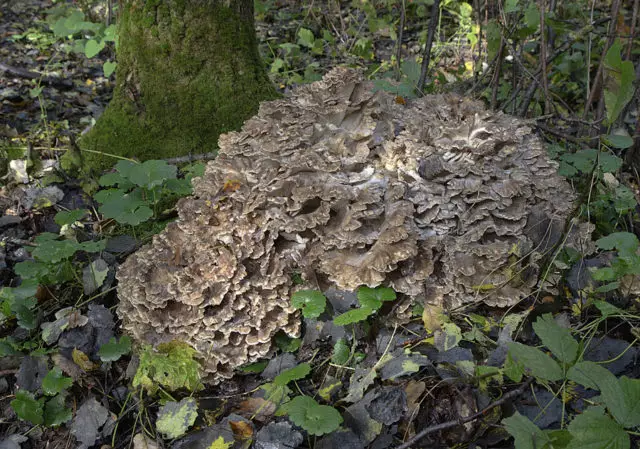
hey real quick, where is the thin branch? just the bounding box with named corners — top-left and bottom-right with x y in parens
top-left (540, 0), bottom-right (551, 114)
top-left (490, 36), bottom-right (506, 110)
top-left (394, 378), bottom-right (535, 449)
top-left (395, 0), bottom-right (406, 81)
top-left (163, 152), bottom-right (218, 165)
top-left (0, 62), bottom-right (73, 89)
top-left (417, 0), bottom-right (441, 92)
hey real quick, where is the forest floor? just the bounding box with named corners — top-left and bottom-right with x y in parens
top-left (0, 1), bottom-right (639, 449)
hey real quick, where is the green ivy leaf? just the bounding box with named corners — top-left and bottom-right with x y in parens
top-left (567, 407), bottom-right (629, 449)
top-left (98, 336), bottom-right (132, 362)
top-left (333, 307), bottom-right (374, 326)
top-left (532, 314), bottom-right (578, 364)
top-left (331, 339), bottom-right (350, 365)
top-left (282, 396), bottom-right (343, 436)
top-left (356, 286), bottom-right (396, 310)
top-left (274, 363), bottom-right (311, 386)
top-left (103, 61), bottom-right (117, 77)
top-left (44, 394), bottom-right (72, 427)
top-left (84, 39), bottom-right (104, 58)
top-left (507, 342), bottom-right (563, 381)
top-left (54, 209), bottom-right (88, 226)
top-left (156, 398), bottom-right (198, 439)
top-left (503, 412), bottom-right (551, 449)
top-left (42, 368), bottom-right (73, 396)
top-left (11, 390), bottom-right (44, 425)
top-left (291, 290), bottom-right (326, 319)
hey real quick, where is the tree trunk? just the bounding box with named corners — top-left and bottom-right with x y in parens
top-left (80, 0), bottom-right (277, 169)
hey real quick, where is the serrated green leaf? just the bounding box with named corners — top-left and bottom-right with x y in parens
top-left (44, 394), bottom-right (72, 427)
top-left (156, 398), bottom-right (198, 439)
top-left (133, 341), bottom-right (202, 393)
top-left (503, 412), bottom-right (550, 449)
top-left (282, 396), bottom-right (342, 436)
top-left (98, 335), bottom-right (132, 362)
top-left (11, 390), bottom-right (44, 425)
top-left (127, 160), bottom-right (177, 190)
top-left (297, 28), bottom-right (315, 48)
top-left (593, 300), bottom-right (623, 317)
top-left (291, 290), bottom-right (326, 319)
top-left (275, 363), bottom-right (311, 386)
top-left (507, 342), bottom-right (563, 381)
top-left (32, 239), bottom-right (80, 263)
top-left (356, 286), bottom-right (396, 310)
top-left (617, 376), bottom-right (640, 428)
top-left (331, 339), bottom-right (350, 365)
top-left (42, 368), bottom-right (73, 396)
top-left (333, 307), bottom-right (374, 326)
top-left (567, 407), bottom-right (629, 449)
top-left (532, 314), bottom-right (578, 364)
top-left (54, 209), bottom-right (88, 226)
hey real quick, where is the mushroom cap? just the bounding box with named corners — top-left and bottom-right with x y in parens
top-left (116, 68), bottom-right (576, 382)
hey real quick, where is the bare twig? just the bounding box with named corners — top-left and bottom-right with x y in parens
top-left (490, 37), bottom-right (506, 110)
top-left (163, 152), bottom-right (218, 165)
top-left (395, 0), bottom-right (406, 81)
top-left (540, 0), bottom-right (551, 114)
top-left (583, 0), bottom-right (621, 120)
top-left (417, 0), bottom-right (441, 92)
top-left (627, 0), bottom-right (639, 60)
top-left (393, 378), bottom-right (535, 449)
top-left (0, 62), bottom-right (73, 89)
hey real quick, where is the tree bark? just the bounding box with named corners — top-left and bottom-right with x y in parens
top-left (81, 0), bottom-right (277, 169)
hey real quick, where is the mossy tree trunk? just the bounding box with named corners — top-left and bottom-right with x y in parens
top-left (81, 0), bottom-right (277, 169)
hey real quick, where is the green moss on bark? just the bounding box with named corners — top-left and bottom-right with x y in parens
top-left (81, 0), bottom-right (278, 170)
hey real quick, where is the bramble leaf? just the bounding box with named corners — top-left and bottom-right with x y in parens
top-left (567, 407), bottom-right (629, 449)
top-left (503, 412), bottom-right (550, 449)
top-left (532, 314), bottom-right (578, 364)
top-left (507, 342), bottom-right (563, 381)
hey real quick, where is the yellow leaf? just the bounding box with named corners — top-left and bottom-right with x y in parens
top-left (422, 303), bottom-right (444, 333)
top-left (208, 436), bottom-right (233, 449)
top-left (72, 348), bottom-right (97, 371)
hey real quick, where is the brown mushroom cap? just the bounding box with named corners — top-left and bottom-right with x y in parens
top-left (116, 68), bottom-right (576, 382)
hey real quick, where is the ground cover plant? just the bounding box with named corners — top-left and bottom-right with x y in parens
top-left (0, 0), bottom-right (639, 448)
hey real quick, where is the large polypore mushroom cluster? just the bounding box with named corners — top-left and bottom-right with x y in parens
top-left (116, 68), bottom-right (576, 381)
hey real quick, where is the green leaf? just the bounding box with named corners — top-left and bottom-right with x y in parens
top-left (333, 307), bottom-right (374, 326)
top-left (291, 290), bottom-right (326, 319)
top-left (11, 390), bottom-right (44, 425)
top-left (133, 341), bottom-right (202, 393)
top-left (593, 300), bottom-right (623, 317)
top-left (98, 335), bottom-right (132, 362)
top-left (44, 394), bottom-right (72, 427)
top-left (42, 368), bottom-right (73, 396)
top-left (523, 3), bottom-right (540, 31)
top-left (156, 398), bottom-right (198, 439)
top-left (507, 342), bottom-right (563, 381)
top-left (603, 40), bottom-right (636, 125)
top-left (239, 360), bottom-right (268, 373)
top-left (503, 412), bottom-right (551, 449)
top-left (596, 232), bottom-right (639, 257)
top-left (127, 160), bottom-right (177, 190)
top-left (617, 376), bottom-right (640, 428)
top-left (440, 322), bottom-right (463, 351)
top-left (103, 61), bottom-right (117, 77)
top-left (331, 339), bottom-right (350, 365)
top-left (54, 209), bottom-right (88, 226)
top-left (604, 134), bottom-right (634, 149)
top-left (282, 396), bottom-right (343, 436)
top-left (356, 286), bottom-right (396, 310)
top-left (84, 39), bottom-right (104, 58)
top-left (275, 363), bottom-right (311, 386)
top-left (567, 407), bottom-right (629, 449)
top-left (532, 314), bottom-right (578, 364)
top-left (297, 28), bottom-right (315, 48)
top-left (275, 333), bottom-right (301, 353)
top-left (32, 239), bottom-right (80, 263)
